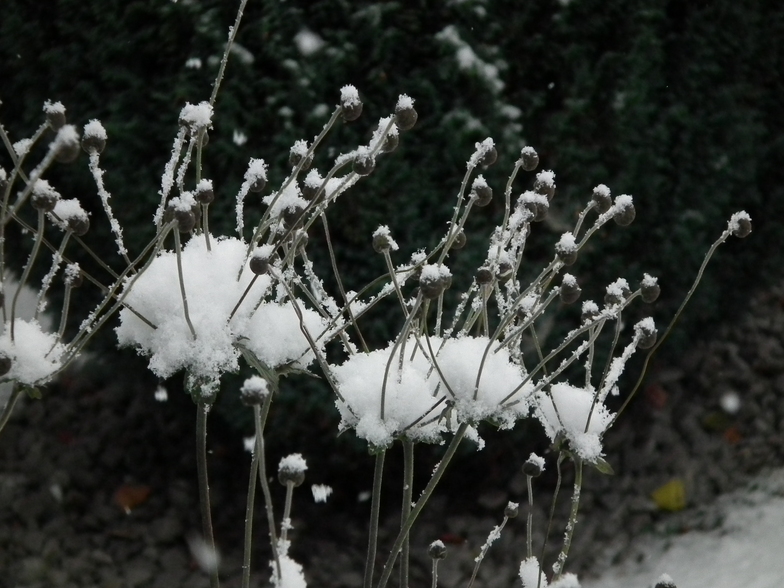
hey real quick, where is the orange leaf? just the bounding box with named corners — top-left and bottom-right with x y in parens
top-left (113, 484), bottom-right (151, 513)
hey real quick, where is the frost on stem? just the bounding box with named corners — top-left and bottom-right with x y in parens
top-left (236, 158), bottom-right (268, 236)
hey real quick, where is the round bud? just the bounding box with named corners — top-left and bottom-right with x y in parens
top-left (175, 209), bottom-right (196, 233)
top-left (428, 541), bottom-right (447, 561)
top-left (604, 281), bottom-right (631, 307)
top-left (640, 275), bottom-right (660, 304)
top-left (81, 134), bottom-right (106, 154)
top-left (250, 251), bottom-right (271, 275)
top-left (519, 147), bottom-right (539, 171)
top-left (635, 320), bottom-right (657, 350)
top-left (55, 138), bottom-right (80, 164)
top-left (419, 265), bottom-right (451, 300)
top-left (282, 204), bottom-right (305, 229)
top-left (289, 149), bottom-right (313, 171)
top-left (31, 184), bottom-right (59, 213)
top-left (342, 102), bottom-right (363, 122)
top-left (522, 457), bottom-right (543, 478)
top-left (533, 175), bottom-right (555, 201)
top-left (476, 266), bottom-right (493, 285)
top-left (66, 269), bottom-right (83, 288)
top-left (614, 205), bottom-right (635, 226)
top-left (353, 151), bottom-right (376, 176)
top-left (301, 181), bottom-right (321, 202)
top-left (452, 229), bottom-right (466, 249)
top-left (0, 351), bottom-right (11, 377)
top-left (731, 215), bottom-right (752, 238)
top-left (46, 109), bottom-right (66, 131)
top-left (249, 176), bottom-right (266, 193)
top-left (394, 105), bottom-right (418, 131)
top-left (67, 214), bottom-right (90, 237)
top-left (478, 145), bottom-right (498, 168)
top-left (278, 467), bottom-right (305, 487)
top-left (560, 275), bottom-right (581, 305)
top-left (504, 502), bottom-right (519, 519)
top-left (472, 183), bottom-right (493, 207)
top-left (195, 183), bottom-right (215, 204)
top-left (524, 198), bottom-right (549, 222)
top-left (373, 232), bottom-right (393, 253)
top-left (380, 132), bottom-right (399, 154)
top-left (240, 377), bottom-right (269, 406)
top-left (591, 185), bottom-right (612, 213)
top-left (581, 301), bottom-right (600, 323)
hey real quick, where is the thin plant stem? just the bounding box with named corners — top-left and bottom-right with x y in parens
top-left (196, 401), bottom-right (220, 588)
top-left (0, 385), bottom-right (22, 438)
top-left (280, 481), bottom-right (295, 544)
top-left (364, 450), bottom-right (386, 588)
top-left (538, 451), bottom-right (565, 588)
top-left (400, 438), bottom-right (415, 588)
top-left (526, 474), bottom-right (534, 559)
top-left (210, 0), bottom-right (250, 106)
top-left (430, 559), bottom-right (439, 588)
top-left (11, 209), bottom-right (45, 340)
top-left (552, 458), bottom-right (583, 581)
top-left (241, 441), bottom-right (260, 588)
top-left (467, 514), bottom-right (510, 588)
top-left (255, 399), bottom-right (282, 578)
top-left (376, 422), bottom-right (469, 588)
top-left (174, 229), bottom-right (197, 340)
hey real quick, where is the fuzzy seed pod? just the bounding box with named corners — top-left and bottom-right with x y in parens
top-left (175, 209), bottom-right (196, 233)
top-left (613, 196), bottom-right (636, 226)
top-left (0, 351), bottom-right (11, 377)
top-left (428, 541), bottom-right (447, 560)
top-left (419, 265), bottom-right (451, 300)
top-left (604, 280), bottom-right (631, 306)
top-left (452, 229), bottom-right (466, 249)
top-left (731, 213), bottom-right (752, 238)
top-left (560, 274), bottom-right (581, 304)
top-left (81, 134), bottom-right (106, 154)
top-left (249, 176), bottom-right (266, 193)
top-left (478, 145), bottom-right (498, 168)
top-left (592, 185), bottom-right (612, 213)
top-left (520, 146), bottom-right (539, 171)
top-left (522, 457), bottom-right (543, 478)
top-left (353, 151), bottom-right (376, 176)
top-left (640, 274), bottom-right (660, 304)
top-left (45, 107), bottom-right (66, 131)
top-left (67, 214), bottom-right (90, 237)
top-left (340, 86), bottom-right (363, 122)
top-left (373, 232), bottom-right (393, 253)
top-left (282, 204), bottom-right (305, 229)
top-left (250, 249), bottom-right (271, 275)
top-left (65, 267), bottom-right (83, 288)
top-left (278, 459), bottom-right (306, 487)
top-left (476, 266), bottom-right (493, 285)
top-left (635, 319), bottom-right (657, 350)
top-left (555, 233), bottom-right (578, 266)
top-left (504, 502), bottom-right (519, 519)
top-left (380, 132), bottom-right (399, 154)
top-left (533, 172), bottom-right (556, 201)
top-left (581, 301), bottom-right (600, 323)
top-left (289, 146), bottom-right (313, 170)
top-left (395, 104), bottom-right (418, 131)
top-left (472, 183), bottom-right (493, 207)
top-left (31, 182), bottom-right (59, 212)
top-left (195, 182), bottom-right (214, 204)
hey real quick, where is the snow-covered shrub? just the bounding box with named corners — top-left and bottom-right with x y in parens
top-left (0, 4), bottom-right (754, 588)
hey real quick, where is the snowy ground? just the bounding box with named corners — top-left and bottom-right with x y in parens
top-left (583, 467), bottom-right (784, 588)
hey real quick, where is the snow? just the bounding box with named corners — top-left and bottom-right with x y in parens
top-left (83, 119), bottom-right (106, 140)
top-left (583, 467), bottom-right (784, 588)
top-left (534, 383), bottom-right (613, 462)
top-left (294, 29), bottom-right (325, 56)
top-left (0, 319), bottom-right (65, 386)
top-left (372, 225), bottom-right (399, 251)
top-left (13, 139), bottom-right (32, 157)
top-left (311, 484), bottom-right (332, 503)
top-left (49, 199), bottom-right (88, 231)
top-left (340, 85), bottom-right (360, 107)
top-left (178, 101), bottom-right (213, 131)
top-left (396, 94), bottom-right (414, 110)
top-left (43, 100), bottom-right (65, 115)
top-left (279, 453), bottom-right (307, 475)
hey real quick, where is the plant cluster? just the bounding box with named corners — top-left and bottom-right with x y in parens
top-left (0, 3), bottom-right (752, 588)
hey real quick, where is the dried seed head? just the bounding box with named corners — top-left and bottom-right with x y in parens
top-left (613, 195), bottom-right (635, 226)
top-left (278, 453), bottom-right (307, 487)
top-left (635, 317), bottom-right (657, 349)
top-left (581, 300), bottom-right (600, 323)
top-left (67, 212), bottom-right (90, 237)
top-left (44, 100), bottom-right (66, 130)
top-left (555, 232), bottom-right (578, 266)
top-left (522, 191), bottom-right (549, 222)
top-left (522, 453), bottom-right (544, 477)
top-left (604, 278), bottom-right (631, 307)
top-left (560, 273), bottom-right (581, 304)
top-left (419, 264), bottom-right (452, 299)
top-left (729, 211), bottom-right (752, 238)
top-left (471, 176), bottom-right (492, 207)
top-left (394, 95), bottom-right (418, 131)
top-left (428, 540), bottom-right (447, 560)
top-left (0, 351), bottom-right (11, 377)
top-left (504, 501), bottom-right (519, 519)
top-left (54, 125), bottom-right (80, 163)
top-left (245, 158), bottom-right (268, 193)
top-left (533, 170), bottom-right (556, 200)
top-left (372, 225), bottom-right (398, 253)
top-left (476, 266), bottom-right (493, 285)
top-left (340, 85), bottom-right (363, 122)
top-left (250, 245), bottom-right (273, 275)
top-left (519, 146), bottom-right (539, 171)
top-left (353, 147), bottom-right (376, 176)
top-left (591, 184), bottom-right (612, 213)
top-left (470, 138), bottom-right (496, 168)
top-left (452, 229), bottom-right (466, 249)
top-left (239, 376), bottom-right (269, 406)
top-left (31, 179), bottom-right (60, 212)
top-left (289, 139), bottom-right (313, 170)
top-left (302, 170), bottom-right (323, 202)
top-left (81, 119), bottom-right (107, 154)
top-left (195, 179), bottom-right (215, 204)
top-left (640, 274), bottom-right (660, 303)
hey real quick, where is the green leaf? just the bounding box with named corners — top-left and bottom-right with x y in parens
top-left (23, 386), bottom-right (41, 400)
top-left (592, 457), bottom-right (615, 476)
